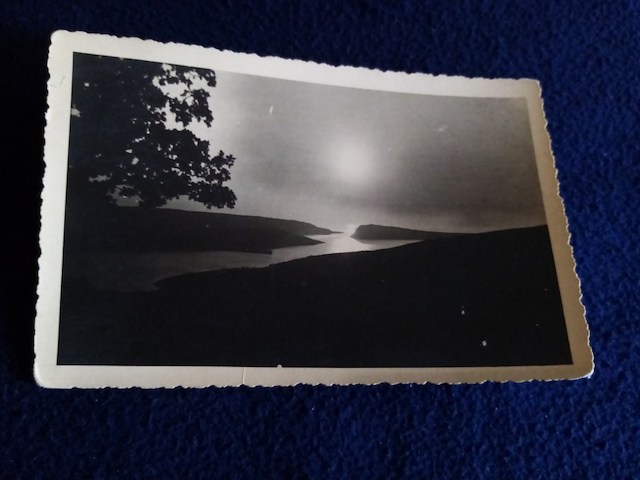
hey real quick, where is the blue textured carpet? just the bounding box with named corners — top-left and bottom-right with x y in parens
top-left (1, 1), bottom-right (639, 478)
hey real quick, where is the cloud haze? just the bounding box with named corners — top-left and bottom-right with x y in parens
top-left (169, 70), bottom-right (545, 233)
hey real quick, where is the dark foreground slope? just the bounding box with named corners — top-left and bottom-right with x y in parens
top-left (64, 206), bottom-right (334, 253)
top-left (352, 224), bottom-right (459, 241)
top-left (58, 225), bottom-right (572, 367)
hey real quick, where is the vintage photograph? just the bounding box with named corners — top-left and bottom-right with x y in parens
top-left (36, 32), bottom-right (592, 387)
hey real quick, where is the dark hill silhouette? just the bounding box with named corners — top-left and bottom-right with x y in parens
top-left (352, 224), bottom-right (460, 241)
top-left (58, 225), bottom-right (572, 368)
top-left (63, 205), bottom-right (335, 253)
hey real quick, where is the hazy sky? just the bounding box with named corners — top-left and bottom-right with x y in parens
top-left (168, 69), bottom-right (545, 233)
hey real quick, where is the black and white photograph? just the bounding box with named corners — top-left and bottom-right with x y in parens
top-left (35, 32), bottom-right (592, 387)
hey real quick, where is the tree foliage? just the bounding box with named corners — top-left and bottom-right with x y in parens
top-left (68, 53), bottom-right (236, 209)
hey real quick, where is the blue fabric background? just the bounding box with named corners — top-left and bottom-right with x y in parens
top-left (1, 1), bottom-right (639, 478)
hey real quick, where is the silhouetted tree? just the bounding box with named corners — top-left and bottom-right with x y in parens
top-left (67, 53), bottom-right (236, 209)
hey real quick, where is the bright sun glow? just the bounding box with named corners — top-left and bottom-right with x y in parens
top-left (332, 141), bottom-right (374, 185)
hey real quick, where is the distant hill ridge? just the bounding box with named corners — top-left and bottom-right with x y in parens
top-left (64, 206), bottom-right (336, 253)
top-left (151, 208), bottom-right (338, 235)
top-left (352, 224), bottom-right (461, 241)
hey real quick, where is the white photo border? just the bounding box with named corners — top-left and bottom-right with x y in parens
top-left (35, 31), bottom-right (593, 388)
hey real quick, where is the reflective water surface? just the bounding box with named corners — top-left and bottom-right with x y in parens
top-left (65, 233), bottom-right (418, 292)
